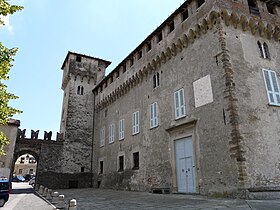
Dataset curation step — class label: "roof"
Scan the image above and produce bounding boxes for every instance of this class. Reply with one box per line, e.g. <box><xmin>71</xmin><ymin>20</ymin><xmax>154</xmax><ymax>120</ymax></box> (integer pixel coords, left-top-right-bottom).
<box><xmin>61</xmin><ymin>51</ymin><xmax>111</xmax><ymax>70</ymax></box>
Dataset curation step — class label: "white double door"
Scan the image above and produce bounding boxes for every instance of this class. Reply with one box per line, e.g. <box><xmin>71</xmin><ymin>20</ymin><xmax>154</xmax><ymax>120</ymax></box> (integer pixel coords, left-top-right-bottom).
<box><xmin>175</xmin><ymin>137</ymin><xmax>196</xmax><ymax>193</ymax></box>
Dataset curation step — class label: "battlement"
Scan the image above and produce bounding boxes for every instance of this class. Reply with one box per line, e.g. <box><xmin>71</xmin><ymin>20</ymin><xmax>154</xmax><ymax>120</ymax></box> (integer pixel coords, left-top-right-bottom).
<box><xmin>17</xmin><ymin>128</ymin><xmax>64</xmax><ymax>142</ymax></box>
<box><xmin>92</xmin><ymin>0</ymin><xmax>280</xmax><ymax>111</ymax></box>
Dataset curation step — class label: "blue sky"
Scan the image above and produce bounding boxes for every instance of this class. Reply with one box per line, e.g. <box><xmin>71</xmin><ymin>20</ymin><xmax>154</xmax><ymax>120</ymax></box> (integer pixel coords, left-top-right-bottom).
<box><xmin>1</xmin><ymin>0</ymin><xmax>185</xmax><ymax>139</ymax></box>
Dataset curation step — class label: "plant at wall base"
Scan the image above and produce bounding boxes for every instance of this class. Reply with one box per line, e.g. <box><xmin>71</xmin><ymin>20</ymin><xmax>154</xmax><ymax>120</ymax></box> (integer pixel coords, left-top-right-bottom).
<box><xmin>0</xmin><ymin>0</ymin><xmax>23</xmax><ymax>155</ymax></box>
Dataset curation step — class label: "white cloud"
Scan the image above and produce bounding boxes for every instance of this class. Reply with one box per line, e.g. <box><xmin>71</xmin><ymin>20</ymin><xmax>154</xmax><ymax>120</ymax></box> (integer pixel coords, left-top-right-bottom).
<box><xmin>0</xmin><ymin>15</ymin><xmax>13</xmax><ymax>34</ymax></box>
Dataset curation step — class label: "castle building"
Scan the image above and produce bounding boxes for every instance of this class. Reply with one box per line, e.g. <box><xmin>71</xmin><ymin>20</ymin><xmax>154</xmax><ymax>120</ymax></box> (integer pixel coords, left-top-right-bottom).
<box><xmin>59</xmin><ymin>0</ymin><xmax>280</xmax><ymax>197</ymax></box>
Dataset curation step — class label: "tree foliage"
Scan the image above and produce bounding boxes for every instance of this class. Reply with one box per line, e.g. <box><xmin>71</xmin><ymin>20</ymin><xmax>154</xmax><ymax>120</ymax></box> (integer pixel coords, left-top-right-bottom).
<box><xmin>0</xmin><ymin>0</ymin><xmax>23</xmax><ymax>155</ymax></box>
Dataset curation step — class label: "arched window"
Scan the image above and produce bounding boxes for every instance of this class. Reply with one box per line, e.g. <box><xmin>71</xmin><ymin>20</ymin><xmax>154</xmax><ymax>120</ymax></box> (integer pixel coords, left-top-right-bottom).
<box><xmin>153</xmin><ymin>73</ymin><xmax>160</xmax><ymax>88</ymax></box>
<box><xmin>77</xmin><ymin>85</ymin><xmax>84</xmax><ymax>95</ymax></box>
<box><xmin>257</xmin><ymin>41</ymin><xmax>270</xmax><ymax>59</ymax></box>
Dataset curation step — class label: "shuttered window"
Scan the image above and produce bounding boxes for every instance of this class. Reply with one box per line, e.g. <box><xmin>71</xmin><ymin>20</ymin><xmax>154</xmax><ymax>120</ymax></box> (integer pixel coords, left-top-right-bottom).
<box><xmin>263</xmin><ymin>69</ymin><xmax>280</xmax><ymax>106</ymax></box>
<box><xmin>119</xmin><ymin>119</ymin><xmax>125</xmax><ymax>140</ymax></box>
<box><xmin>132</xmin><ymin>111</ymin><xmax>140</xmax><ymax>135</ymax></box>
<box><xmin>174</xmin><ymin>88</ymin><xmax>186</xmax><ymax>119</ymax></box>
<box><xmin>100</xmin><ymin>127</ymin><xmax>105</xmax><ymax>147</ymax></box>
<box><xmin>150</xmin><ymin>102</ymin><xmax>159</xmax><ymax>128</ymax></box>
<box><xmin>109</xmin><ymin>124</ymin><xmax>115</xmax><ymax>144</ymax></box>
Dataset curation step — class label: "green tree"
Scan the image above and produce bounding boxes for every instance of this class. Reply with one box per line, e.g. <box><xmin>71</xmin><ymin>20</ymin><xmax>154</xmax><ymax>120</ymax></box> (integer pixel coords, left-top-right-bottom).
<box><xmin>0</xmin><ymin>0</ymin><xmax>23</xmax><ymax>155</ymax></box>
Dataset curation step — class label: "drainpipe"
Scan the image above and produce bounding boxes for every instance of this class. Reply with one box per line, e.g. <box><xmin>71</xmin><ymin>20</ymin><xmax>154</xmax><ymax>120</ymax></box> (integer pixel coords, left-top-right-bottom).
<box><xmin>90</xmin><ymin>90</ymin><xmax>96</xmax><ymax>188</ymax></box>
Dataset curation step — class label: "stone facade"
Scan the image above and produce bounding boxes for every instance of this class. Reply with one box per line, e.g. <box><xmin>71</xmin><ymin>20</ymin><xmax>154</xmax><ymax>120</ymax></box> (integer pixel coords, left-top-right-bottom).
<box><xmin>0</xmin><ymin>119</ymin><xmax>20</xmax><ymax>179</ymax></box>
<box><xmin>58</xmin><ymin>0</ymin><xmax>280</xmax><ymax>197</ymax></box>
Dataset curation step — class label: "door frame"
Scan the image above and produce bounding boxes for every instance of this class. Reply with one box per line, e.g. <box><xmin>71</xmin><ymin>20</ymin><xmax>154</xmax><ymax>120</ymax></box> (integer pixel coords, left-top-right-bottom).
<box><xmin>166</xmin><ymin>120</ymin><xmax>201</xmax><ymax>194</ymax></box>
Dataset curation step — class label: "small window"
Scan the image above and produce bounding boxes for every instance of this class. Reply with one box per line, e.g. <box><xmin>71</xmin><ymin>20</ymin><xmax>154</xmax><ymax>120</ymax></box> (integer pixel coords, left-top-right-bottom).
<box><xmin>266</xmin><ymin>3</ymin><xmax>276</xmax><ymax>14</ymax></box>
<box><xmin>77</xmin><ymin>86</ymin><xmax>84</xmax><ymax>95</ymax></box>
<box><xmin>99</xmin><ymin>161</ymin><xmax>104</xmax><ymax>174</ymax></box>
<box><xmin>119</xmin><ymin>119</ymin><xmax>125</xmax><ymax>140</ymax></box>
<box><xmin>132</xmin><ymin>111</ymin><xmax>140</xmax><ymax>135</ymax></box>
<box><xmin>168</xmin><ymin>21</ymin><xmax>175</xmax><ymax>33</ymax></box>
<box><xmin>150</xmin><ymin>102</ymin><xmax>159</xmax><ymax>129</ymax></box>
<box><xmin>182</xmin><ymin>9</ymin><xmax>189</xmax><ymax>21</ymax></box>
<box><xmin>118</xmin><ymin>156</ymin><xmax>124</xmax><ymax>172</ymax></box>
<box><xmin>248</xmin><ymin>0</ymin><xmax>260</xmax><ymax>16</ymax></box>
<box><xmin>153</xmin><ymin>72</ymin><xmax>160</xmax><ymax>88</ymax></box>
<box><xmin>257</xmin><ymin>41</ymin><xmax>270</xmax><ymax>59</ymax></box>
<box><xmin>263</xmin><ymin>69</ymin><xmax>280</xmax><ymax>106</ymax></box>
<box><xmin>197</xmin><ymin>0</ymin><xmax>205</xmax><ymax>8</ymax></box>
<box><xmin>132</xmin><ymin>152</ymin><xmax>139</xmax><ymax>170</ymax></box>
<box><xmin>29</xmin><ymin>169</ymin><xmax>34</xmax><ymax>174</ymax></box>
<box><xmin>174</xmin><ymin>88</ymin><xmax>186</xmax><ymax>119</ymax></box>
<box><xmin>130</xmin><ymin>58</ymin><xmax>134</xmax><ymax>67</ymax></box>
<box><xmin>138</xmin><ymin>51</ymin><xmax>142</xmax><ymax>60</ymax></box>
<box><xmin>157</xmin><ymin>32</ymin><xmax>162</xmax><ymax>43</ymax></box>
<box><xmin>19</xmin><ymin>169</ymin><xmax>23</xmax><ymax>174</ymax></box>
<box><xmin>104</xmin><ymin>109</ymin><xmax>108</xmax><ymax>118</ymax></box>
<box><xmin>109</xmin><ymin>124</ymin><xmax>115</xmax><ymax>144</ymax></box>
<box><xmin>147</xmin><ymin>42</ymin><xmax>152</xmax><ymax>52</ymax></box>
<box><xmin>76</xmin><ymin>55</ymin><xmax>81</xmax><ymax>62</ymax></box>
<box><xmin>100</xmin><ymin>127</ymin><xmax>105</xmax><ymax>147</ymax></box>
<box><xmin>81</xmin><ymin>167</ymin><xmax>85</xmax><ymax>173</ymax></box>
<box><xmin>123</xmin><ymin>65</ymin><xmax>126</xmax><ymax>73</ymax></box>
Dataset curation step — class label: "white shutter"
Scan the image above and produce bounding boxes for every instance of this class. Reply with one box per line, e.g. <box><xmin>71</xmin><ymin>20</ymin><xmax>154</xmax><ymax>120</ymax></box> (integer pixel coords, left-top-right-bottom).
<box><xmin>135</xmin><ymin>111</ymin><xmax>139</xmax><ymax>133</ymax></box>
<box><xmin>179</xmin><ymin>89</ymin><xmax>186</xmax><ymax>117</ymax></box>
<box><xmin>150</xmin><ymin>104</ymin><xmax>154</xmax><ymax>128</ymax></box>
<box><xmin>263</xmin><ymin>69</ymin><xmax>280</xmax><ymax>106</ymax></box>
<box><xmin>174</xmin><ymin>91</ymin><xmax>180</xmax><ymax>118</ymax></box>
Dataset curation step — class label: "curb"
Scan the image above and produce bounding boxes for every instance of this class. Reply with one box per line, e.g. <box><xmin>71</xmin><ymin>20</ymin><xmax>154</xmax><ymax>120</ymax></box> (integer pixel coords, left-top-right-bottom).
<box><xmin>34</xmin><ymin>190</ymin><xmax>57</xmax><ymax>209</ymax></box>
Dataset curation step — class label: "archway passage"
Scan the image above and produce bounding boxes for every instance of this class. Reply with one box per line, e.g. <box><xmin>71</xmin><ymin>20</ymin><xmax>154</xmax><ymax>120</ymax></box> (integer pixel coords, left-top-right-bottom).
<box><xmin>13</xmin><ymin>153</ymin><xmax>37</xmax><ymax>182</ymax></box>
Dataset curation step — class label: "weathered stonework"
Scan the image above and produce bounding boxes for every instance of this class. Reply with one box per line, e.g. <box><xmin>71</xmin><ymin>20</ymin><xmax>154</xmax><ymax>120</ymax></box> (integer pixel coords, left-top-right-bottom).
<box><xmin>52</xmin><ymin>0</ymin><xmax>280</xmax><ymax>198</ymax></box>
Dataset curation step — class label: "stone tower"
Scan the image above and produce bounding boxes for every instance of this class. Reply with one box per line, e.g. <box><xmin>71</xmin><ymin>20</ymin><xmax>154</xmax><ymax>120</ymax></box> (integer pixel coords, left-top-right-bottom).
<box><xmin>59</xmin><ymin>51</ymin><xmax>111</xmax><ymax>188</ymax></box>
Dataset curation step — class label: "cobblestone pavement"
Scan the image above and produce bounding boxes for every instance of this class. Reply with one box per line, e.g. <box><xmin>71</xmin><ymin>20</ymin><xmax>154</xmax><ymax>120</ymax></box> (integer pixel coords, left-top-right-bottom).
<box><xmin>3</xmin><ymin>182</ymin><xmax>54</xmax><ymax>210</ymax></box>
<box><xmin>55</xmin><ymin>188</ymin><xmax>280</xmax><ymax>210</ymax></box>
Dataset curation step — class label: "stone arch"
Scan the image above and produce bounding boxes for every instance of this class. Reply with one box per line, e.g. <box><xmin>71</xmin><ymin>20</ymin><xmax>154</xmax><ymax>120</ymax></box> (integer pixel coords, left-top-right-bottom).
<box><xmin>230</xmin><ymin>12</ymin><xmax>239</xmax><ymax>29</ymax></box>
<box><xmin>181</xmin><ymin>34</ymin><xmax>189</xmax><ymax>48</ymax></box>
<box><xmin>201</xmin><ymin>19</ymin><xmax>208</xmax><ymax>34</ymax></box>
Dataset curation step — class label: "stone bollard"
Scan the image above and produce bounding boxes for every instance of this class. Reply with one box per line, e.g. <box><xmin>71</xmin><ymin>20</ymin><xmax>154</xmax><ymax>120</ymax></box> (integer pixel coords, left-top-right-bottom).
<box><xmin>46</xmin><ymin>189</ymin><xmax>53</xmax><ymax>200</ymax></box>
<box><xmin>38</xmin><ymin>185</ymin><xmax>44</xmax><ymax>195</ymax></box>
<box><xmin>56</xmin><ymin>194</ymin><xmax>65</xmax><ymax>209</ymax></box>
<box><xmin>51</xmin><ymin>191</ymin><xmax>59</xmax><ymax>204</ymax></box>
<box><xmin>68</xmin><ymin>199</ymin><xmax>77</xmax><ymax>210</ymax></box>
<box><xmin>43</xmin><ymin>187</ymin><xmax>48</xmax><ymax>197</ymax></box>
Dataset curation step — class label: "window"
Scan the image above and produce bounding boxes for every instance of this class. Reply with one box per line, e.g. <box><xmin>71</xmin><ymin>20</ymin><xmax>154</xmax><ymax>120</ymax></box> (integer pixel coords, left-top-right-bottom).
<box><xmin>266</xmin><ymin>3</ymin><xmax>276</xmax><ymax>14</ymax></box>
<box><xmin>130</xmin><ymin>58</ymin><xmax>134</xmax><ymax>67</ymax></box>
<box><xmin>174</xmin><ymin>88</ymin><xmax>186</xmax><ymax>119</ymax></box>
<box><xmin>77</xmin><ymin>85</ymin><xmax>84</xmax><ymax>95</ymax></box>
<box><xmin>19</xmin><ymin>169</ymin><xmax>23</xmax><ymax>174</ymax></box>
<box><xmin>119</xmin><ymin>119</ymin><xmax>125</xmax><ymax>140</ymax></box>
<box><xmin>109</xmin><ymin>124</ymin><xmax>115</xmax><ymax>144</ymax></box>
<box><xmin>197</xmin><ymin>0</ymin><xmax>205</xmax><ymax>8</ymax></box>
<box><xmin>123</xmin><ymin>64</ymin><xmax>126</xmax><ymax>73</ymax></box>
<box><xmin>182</xmin><ymin>9</ymin><xmax>189</xmax><ymax>21</ymax></box>
<box><xmin>147</xmin><ymin>42</ymin><xmax>152</xmax><ymax>52</ymax></box>
<box><xmin>99</xmin><ymin>161</ymin><xmax>104</xmax><ymax>174</ymax></box>
<box><xmin>153</xmin><ymin>72</ymin><xmax>160</xmax><ymax>88</ymax></box>
<box><xmin>150</xmin><ymin>102</ymin><xmax>159</xmax><ymax>128</ymax></box>
<box><xmin>138</xmin><ymin>50</ymin><xmax>142</xmax><ymax>60</ymax></box>
<box><xmin>168</xmin><ymin>20</ymin><xmax>175</xmax><ymax>33</ymax></box>
<box><xmin>248</xmin><ymin>0</ymin><xmax>260</xmax><ymax>16</ymax></box>
<box><xmin>257</xmin><ymin>41</ymin><xmax>270</xmax><ymax>59</ymax></box>
<box><xmin>132</xmin><ymin>152</ymin><xmax>139</xmax><ymax>170</ymax></box>
<box><xmin>20</xmin><ymin>157</ymin><xmax>24</xmax><ymax>164</ymax></box>
<box><xmin>118</xmin><ymin>156</ymin><xmax>124</xmax><ymax>172</ymax></box>
<box><xmin>132</xmin><ymin>111</ymin><xmax>140</xmax><ymax>135</ymax></box>
<box><xmin>263</xmin><ymin>69</ymin><xmax>280</xmax><ymax>106</ymax></box>
<box><xmin>100</xmin><ymin>127</ymin><xmax>105</xmax><ymax>147</ymax></box>
<box><xmin>76</xmin><ymin>55</ymin><xmax>81</xmax><ymax>62</ymax></box>
<box><xmin>157</xmin><ymin>32</ymin><xmax>162</xmax><ymax>43</ymax></box>
<box><xmin>81</xmin><ymin>167</ymin><xmax>85</xmax><ymax>173</ymax></box>
<box><xmin>29</xmin><ymin>169</ymin><xmax>34</xmax><ymax>174</ymax></box>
